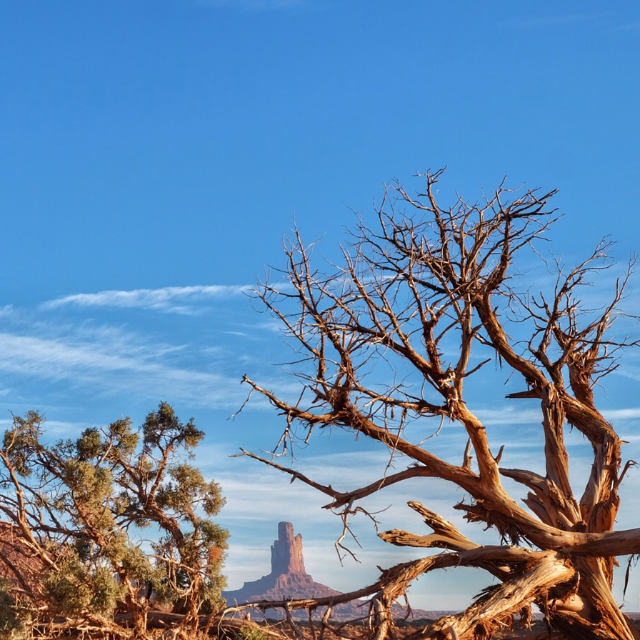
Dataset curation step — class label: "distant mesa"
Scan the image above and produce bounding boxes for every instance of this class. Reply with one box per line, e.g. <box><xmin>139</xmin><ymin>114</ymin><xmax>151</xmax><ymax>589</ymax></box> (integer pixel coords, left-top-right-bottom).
<box><xmin>223</xmin><ymin>521</ymin><xmax>430</xmax><ymax>621</ymax></box>
<box><xmin>223</xmin><ymin>522</ymin><xmax>342</xmax><ymax>608</ymax></box>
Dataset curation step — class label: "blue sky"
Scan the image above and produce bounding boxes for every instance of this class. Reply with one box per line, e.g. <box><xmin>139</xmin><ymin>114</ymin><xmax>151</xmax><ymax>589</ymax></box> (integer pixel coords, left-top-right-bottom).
<box><xmin>1</xmin><ymin>0</ymin><xmax>640</xmax><ymax>611</ymax></box>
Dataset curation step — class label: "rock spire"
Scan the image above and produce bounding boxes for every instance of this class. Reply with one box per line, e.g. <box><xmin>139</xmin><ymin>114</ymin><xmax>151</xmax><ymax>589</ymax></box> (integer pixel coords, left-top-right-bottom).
<box><xmin>222</xmin><ymin>521</ymin><xmax>340</xmax><ymax>610</ymax></box>
<box><xmin>271</xmin><ymin>521</ymin><xmax>306</xmax><ymax>576</ymax></box>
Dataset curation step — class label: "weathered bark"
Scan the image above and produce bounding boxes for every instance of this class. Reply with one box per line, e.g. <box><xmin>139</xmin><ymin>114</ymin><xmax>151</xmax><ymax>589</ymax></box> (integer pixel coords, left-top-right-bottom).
<box><xmin>417</xmin><ymin>551</ymin><xmax>573</xmax><ymax>639</ymax></box>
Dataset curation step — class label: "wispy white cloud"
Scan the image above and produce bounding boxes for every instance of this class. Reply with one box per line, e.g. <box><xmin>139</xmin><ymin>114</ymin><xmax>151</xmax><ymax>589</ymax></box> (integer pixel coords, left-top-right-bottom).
<box><xmin>42</xmin><ymin>285</ymin><xmax>254</xmax><ymax>315</ymax></box>
<box><xmin>0</xmin><ymin>306</ymin><xmax>18</xmax><ymax>319</ymax></box>
<box><xmin>603</xmin><ymin>408</ymin><xmax>640</xmax><ymax>421</ymax></box>
<box><xmin>474</xmin><ymin>406</ymin><xmax>542</xmax><ymax>426</ymax></box>
<box><xmin>0</xmin><ymin>418</ymin><xmax>90</xmax><ymax>436</ymax></box>
<box><xmin>0</xmin><ymin>289</ymin><xmax>300</xmax><ymax>416</ymax></box>
<box><xmin>0</xmin><ymin>329</ymin><xmax>249</xmax><ymax>409</ymax></box>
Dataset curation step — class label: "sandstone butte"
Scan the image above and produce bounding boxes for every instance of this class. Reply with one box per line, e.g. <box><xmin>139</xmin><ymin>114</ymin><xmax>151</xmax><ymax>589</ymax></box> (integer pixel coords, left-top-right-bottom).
<box><xmin>223</xmin><ymin>521</ymin><xmax>431</xmax><ymax>621</ymax></box>
<box><xmin>223</xmin><ymin>522</ymin><xmax>343</xmax><ymax>606</ymax></box>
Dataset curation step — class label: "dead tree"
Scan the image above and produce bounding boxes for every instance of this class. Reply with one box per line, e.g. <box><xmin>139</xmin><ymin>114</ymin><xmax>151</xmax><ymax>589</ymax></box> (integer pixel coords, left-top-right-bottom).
<box><xmin>242</xmin><ymin>169</ymin><xmax>640</xmax><ymax>640</ymax></box>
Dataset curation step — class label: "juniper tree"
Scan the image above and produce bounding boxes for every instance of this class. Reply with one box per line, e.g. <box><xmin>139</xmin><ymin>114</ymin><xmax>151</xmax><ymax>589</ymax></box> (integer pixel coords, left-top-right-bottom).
<box><xmin>242</xmin><ymin>170</ymin><xmax>640</xmax><ymax>640</ymax></box>
<box><xmin>0</xmin><ymin>402</ymin><xmax>228</xmax><ymax>638</ymax></box>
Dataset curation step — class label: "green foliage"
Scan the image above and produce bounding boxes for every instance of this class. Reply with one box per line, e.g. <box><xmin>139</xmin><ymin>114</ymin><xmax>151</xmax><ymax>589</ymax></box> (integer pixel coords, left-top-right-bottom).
<box><xmin>0</xmin><ymin>402</ymin><xmax>228</xmax><ymax>633</ymax></box>
<box><xmin>142</xmin><ymin>402</ymin><xmax>204</xmax><ymax>451</ymax></box>
<box><xmin>156</xmin><ymin>464</ymin><xmax>226</xmax><ymax>518</ymax></box>
<box><xmin>2</xmin><ymin>411</ymin><xmax>42</xmax><ymax>477</ymax></box>
<box><xmin>235</xmin><ymin>625</ymin><xmax>269</xmax><ymax>640</ymax></box>
<box><xmin>43</xmin><ymin>549</ymin><xmax>121</xmax><ymax>615</ymax></box>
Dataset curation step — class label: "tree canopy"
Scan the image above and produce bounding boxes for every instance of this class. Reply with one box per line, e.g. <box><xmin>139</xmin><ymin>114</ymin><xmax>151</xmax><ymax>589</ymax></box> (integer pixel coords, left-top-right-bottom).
<box><xmin>0</xmin><ymin>402</ymin><xmax>228</xmax><ymax>639</ymax></box>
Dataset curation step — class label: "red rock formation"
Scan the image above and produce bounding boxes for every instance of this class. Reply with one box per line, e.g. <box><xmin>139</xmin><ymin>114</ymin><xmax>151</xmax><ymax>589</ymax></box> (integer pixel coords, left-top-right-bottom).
<box><xmin>0</xmin><ymin>523</ymin><xmax>46</xmax><ymax>595</ymax></box>
<box><xmin>223</xmin><ymin>522</ymin><xmax>429</xmax><ymax>621</ymax></box>
<box><xmin>223</xmin><ymin>522</ymin><xmax>342</xmax><ymax>611</ymax></box>
<box><xmin>271</xmin><ymin>522</ymin><xmax>305</xmax><ymax>576</ymax></box>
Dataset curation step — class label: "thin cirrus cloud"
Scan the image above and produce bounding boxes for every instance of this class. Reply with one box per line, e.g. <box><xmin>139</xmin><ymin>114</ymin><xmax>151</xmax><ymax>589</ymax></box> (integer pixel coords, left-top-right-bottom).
<box><xmin>0</xmin><ymin>329</ymin><xmax>246</xmax><ymax>408</ymax></box>
<box><xmin>42</xmin><ymin>285</ymin><xmax>254</xmax><ymax>315</ymax></box>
